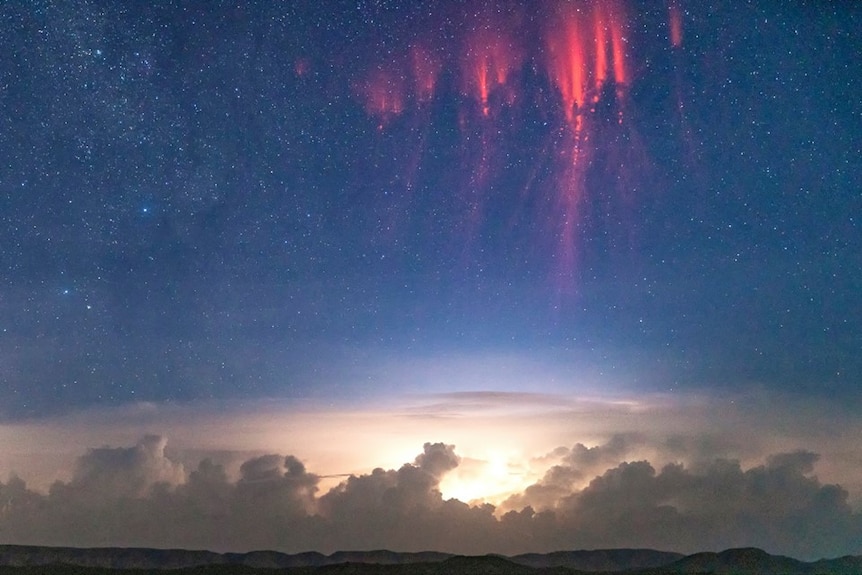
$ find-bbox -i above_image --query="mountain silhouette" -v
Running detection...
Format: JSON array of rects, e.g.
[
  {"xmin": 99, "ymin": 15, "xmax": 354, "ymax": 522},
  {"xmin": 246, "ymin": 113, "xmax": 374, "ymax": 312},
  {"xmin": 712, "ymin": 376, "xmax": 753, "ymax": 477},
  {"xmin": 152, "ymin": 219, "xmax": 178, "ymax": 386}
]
[{"xmin": 1, "ymin": 545, "xmax": 860, "ymax": 574}]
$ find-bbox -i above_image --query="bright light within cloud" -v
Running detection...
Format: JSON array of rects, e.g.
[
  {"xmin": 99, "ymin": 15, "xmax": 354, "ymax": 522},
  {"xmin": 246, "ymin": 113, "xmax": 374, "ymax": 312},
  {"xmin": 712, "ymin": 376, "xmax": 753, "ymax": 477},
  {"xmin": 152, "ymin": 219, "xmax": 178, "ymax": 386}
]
[
  {"xmin": 439, "ymin": 451, "xmax": 535, "ymax": 506},
  {"xmin": 4, "ymin": 384, "xmax": 862, "ymax": 510}
]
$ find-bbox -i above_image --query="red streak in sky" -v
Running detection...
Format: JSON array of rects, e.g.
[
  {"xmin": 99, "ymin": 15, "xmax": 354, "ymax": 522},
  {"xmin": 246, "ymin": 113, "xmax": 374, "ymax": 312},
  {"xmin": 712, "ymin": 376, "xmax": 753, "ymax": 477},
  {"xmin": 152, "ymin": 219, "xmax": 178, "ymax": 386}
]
[
  {"xmin": 610, "ymin": 8, "xmax": 627, "ymax": 85},
  {"xmin": 410, "ymin": 44, "xmax": 441, "ymax": 104},
  {"xmin": 462, "ymin": 23, "xmax": 521, "ymax": 116},
  {"xmin": 669, "ymin": 3, "xmax": 683, "ymax": 47},
  {"xmin": 542, "ymin": 0, "xmax": 632, "ymax": 288},
  {"xmin": 475, "ymin": 57, "xmax": 490, "ymax": 115},
  {"xmin": 359, "ymin": 68, "xmax": 405, "ymax": 121},
  {"xmin": 546, "ymin": 14, "xmax": 588, "ymax": 129},
  {"xmin": 593, "ymin": 9, "xmax": 609, "ymax": 96},
  {"xmin": 355, "ymin": 0, "xmax": 646, "ymax": 290},
  {"xmin": 546, "ymin": 0, "xmax": 629, "ymax": 131}
]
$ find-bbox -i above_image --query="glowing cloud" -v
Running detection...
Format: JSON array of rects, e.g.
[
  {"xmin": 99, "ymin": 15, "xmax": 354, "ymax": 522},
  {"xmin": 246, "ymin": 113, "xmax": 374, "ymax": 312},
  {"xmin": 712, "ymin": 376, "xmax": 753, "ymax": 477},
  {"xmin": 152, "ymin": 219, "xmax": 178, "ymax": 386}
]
[{"xmin": 2, "ymin": 426, "xmax": 862, "ymax": 557}]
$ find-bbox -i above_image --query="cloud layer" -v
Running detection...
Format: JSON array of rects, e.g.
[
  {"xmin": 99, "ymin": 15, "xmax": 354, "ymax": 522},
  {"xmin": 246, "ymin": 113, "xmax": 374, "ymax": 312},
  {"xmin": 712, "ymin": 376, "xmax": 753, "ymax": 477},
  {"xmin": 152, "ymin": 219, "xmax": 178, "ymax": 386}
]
[{"xmin": 1, "ymin": 435, "xmax": 860, "ymax": 560}]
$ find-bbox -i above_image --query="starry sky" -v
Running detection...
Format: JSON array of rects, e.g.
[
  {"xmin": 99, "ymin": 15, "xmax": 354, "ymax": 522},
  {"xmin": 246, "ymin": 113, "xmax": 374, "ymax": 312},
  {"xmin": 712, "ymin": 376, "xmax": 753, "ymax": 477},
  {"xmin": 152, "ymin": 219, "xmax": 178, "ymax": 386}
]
[{"xmin": 1, "ymin": 0, "xmax": 862, "ymax": 559}]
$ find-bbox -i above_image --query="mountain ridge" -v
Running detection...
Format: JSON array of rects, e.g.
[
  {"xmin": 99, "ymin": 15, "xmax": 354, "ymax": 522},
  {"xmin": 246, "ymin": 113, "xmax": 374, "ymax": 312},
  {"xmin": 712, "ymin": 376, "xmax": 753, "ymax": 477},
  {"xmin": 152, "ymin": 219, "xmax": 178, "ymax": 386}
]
[{"xmin": 0, "ymin": 544, "xmax": 859, "ymax": 574}]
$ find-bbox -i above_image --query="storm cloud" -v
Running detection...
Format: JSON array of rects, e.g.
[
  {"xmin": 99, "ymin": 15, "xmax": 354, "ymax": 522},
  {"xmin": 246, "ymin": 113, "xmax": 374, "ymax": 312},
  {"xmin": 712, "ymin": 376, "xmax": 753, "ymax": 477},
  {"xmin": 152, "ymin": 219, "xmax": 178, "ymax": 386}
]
[{"xmin": 1, "ymin": 436, "xmax": 860, "ymax": 559}]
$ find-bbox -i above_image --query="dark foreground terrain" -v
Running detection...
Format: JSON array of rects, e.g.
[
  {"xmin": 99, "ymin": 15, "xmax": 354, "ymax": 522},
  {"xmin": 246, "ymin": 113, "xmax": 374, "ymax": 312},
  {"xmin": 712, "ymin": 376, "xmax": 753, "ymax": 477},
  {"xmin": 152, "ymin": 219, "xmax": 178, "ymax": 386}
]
[{"xmin": 1, "ymin": 545, "xmax": 861, "ymax": 575}]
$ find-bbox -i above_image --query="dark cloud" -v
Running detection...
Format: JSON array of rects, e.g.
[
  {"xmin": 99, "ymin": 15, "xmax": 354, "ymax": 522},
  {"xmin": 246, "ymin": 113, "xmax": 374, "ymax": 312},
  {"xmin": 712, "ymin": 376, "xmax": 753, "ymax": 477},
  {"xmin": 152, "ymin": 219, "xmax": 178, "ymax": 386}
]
[
  {"xmin": 0, "ymin": 437, "xmax": 860, "ymax": 559},
  {"xmin": 548, "ymin": 450, "xmax": 859, "ymax": 559},
  {"xmin": 315, "ymin": 442, "xmax": 498, "ymax": 553},
  {"xmin": 414, "ymin": 442, "xmax": 461, "ymax": 478}
]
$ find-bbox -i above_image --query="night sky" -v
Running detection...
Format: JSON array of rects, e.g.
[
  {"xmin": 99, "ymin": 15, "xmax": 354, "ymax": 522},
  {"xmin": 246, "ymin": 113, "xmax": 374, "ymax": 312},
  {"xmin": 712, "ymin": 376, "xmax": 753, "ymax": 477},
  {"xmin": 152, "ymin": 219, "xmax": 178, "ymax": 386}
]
[{"xmin": 1, "ymin": 0, "xmax": 862, "ymax": 559}]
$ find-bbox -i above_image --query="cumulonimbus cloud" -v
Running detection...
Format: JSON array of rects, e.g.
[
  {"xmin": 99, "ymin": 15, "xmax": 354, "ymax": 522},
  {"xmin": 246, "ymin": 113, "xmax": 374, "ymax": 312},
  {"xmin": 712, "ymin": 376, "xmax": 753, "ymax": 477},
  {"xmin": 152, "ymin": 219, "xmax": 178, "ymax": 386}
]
[{"xmin": 0, "ymin": 436, "xmax": 860, "ymax": 559}]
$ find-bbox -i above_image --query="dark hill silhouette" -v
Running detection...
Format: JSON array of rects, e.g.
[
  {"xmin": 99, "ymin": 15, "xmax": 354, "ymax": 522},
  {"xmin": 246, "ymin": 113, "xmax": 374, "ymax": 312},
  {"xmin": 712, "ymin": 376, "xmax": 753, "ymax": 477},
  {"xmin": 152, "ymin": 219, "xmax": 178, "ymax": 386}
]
[
  {"xmin": 811, "ymin": 555, "xmax": 862, "ymax": 575},
  {"xmin": 511, "ymin": 548, "xmax": 684, "ymax": 570},
  {"xmin": 225, "ymin": 550, "xmax": 327, "ymax": 568},
  {"xmin": 440, "ymin": 555, "xmax": 536, "ymax": 575},
  {"xmin": 0, "ymin": 545, "xmax": 224, "ymax": 569},
  {"xmin": 662, "ymin": 547, "xmax": 809, "ymax": 574},
  {"xmin": 327, "ymin": 550, "xmax": 451, "ymax": 565},
  {"xmin": 0, "ymin": 545, "xmax": 860, "ymax": 574},
  {"xmin": 0, "ymin": 546, "xmax": 449, "ymax": 570},
  {"xmin": 647, "ymin": 547, "xmax": 862, "ymax": 575}
]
